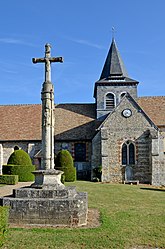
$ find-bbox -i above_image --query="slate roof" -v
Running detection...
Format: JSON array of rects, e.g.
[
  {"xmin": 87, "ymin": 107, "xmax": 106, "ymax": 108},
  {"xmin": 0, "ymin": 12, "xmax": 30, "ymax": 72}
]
[
  {"xmin": 100, "ymin": 38, "xmax": 129, "ymax": 79},
  {"xmin": 0, "ymin": 96, "xmax": 164, "ymax": 142},
  {"xmin": 94, "ymin": 39, "xmax": 139, "ymax": 98}
]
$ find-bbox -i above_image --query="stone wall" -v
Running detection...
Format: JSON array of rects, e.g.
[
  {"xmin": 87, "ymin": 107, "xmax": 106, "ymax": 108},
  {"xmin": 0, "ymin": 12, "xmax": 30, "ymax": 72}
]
[
  {"xmin": 0, "ymin": 140, "xmax": 92, "ymax": 180},
  {"xmin": 94, "ymin": 95, "xmax": 161, "ymax": 184},
  {"xmin": 91, "ymin": 132, "xmax": 101, "ymax": 179},
  {"xmin": 96, "ymin": 84, "xmax": 137, "ymax": 119},
  {"xmin": 151, "ymin": 130, "xmax": 165, "ymax": 185},
  {"xmin": 0, "ymin": 141, "xmax": 42, "ymax": 172}
]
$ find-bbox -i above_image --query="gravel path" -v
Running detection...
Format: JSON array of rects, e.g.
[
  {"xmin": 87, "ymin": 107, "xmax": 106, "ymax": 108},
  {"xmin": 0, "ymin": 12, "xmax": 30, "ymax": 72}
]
[{"xmin": 0, "ymin": 182, "xmax": 33, "ymax": 197}]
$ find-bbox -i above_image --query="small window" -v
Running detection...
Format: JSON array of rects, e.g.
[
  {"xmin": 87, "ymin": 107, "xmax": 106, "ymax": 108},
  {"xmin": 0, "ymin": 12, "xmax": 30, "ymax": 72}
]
[
  {"xmin": 14, "ymin": 146, "xmax": 19, "ymax": 150},
  {"xmin": 129, "ymin": 143, "xmax": 135, "ymax": 164},
  {"xmin": 122, "ymin": 141, "xmax": 135, "ymax": 165},
  {"xmin": 120, "ymin": 92, "xmax": 126, "ymax": 99},
  {"xmin": 122, "ymin": 143, "xmax": 127, "ymax": 164},
  {"xmin": 74, "ymin": 143, "xmax": 86, "ymax": 162},
  {"xmin": 106, "ymin": 93, "xmax": 115, "ymax": 110}
]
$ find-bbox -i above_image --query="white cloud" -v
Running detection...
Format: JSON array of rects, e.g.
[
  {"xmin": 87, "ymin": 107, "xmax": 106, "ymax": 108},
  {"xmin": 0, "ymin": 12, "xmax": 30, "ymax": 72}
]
[
  {"xmin": 65, "ymin": 37, "xmax": 105, "ymax": 49},
  {"xmin": 0, "ymin": 38, "xmax": 35, "ymax": 47}
]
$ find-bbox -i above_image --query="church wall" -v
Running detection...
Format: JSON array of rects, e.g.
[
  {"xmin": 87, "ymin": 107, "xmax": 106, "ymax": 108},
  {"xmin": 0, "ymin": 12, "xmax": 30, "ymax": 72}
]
[
  {"xmin": 91, "ymin": 131, "xmax": 101, "ymax": 179},
  {"xmin": 96, "ymin": 85, "xmax": 137, "ymax": 119},
  {"xmin": 0, "ymin": 144, "xmax": 3, "ymax": 174},
  {"xmin": 151, "ymin": 130, "xmax": 165, "ymax": 186},
  {"xmin": 2, "ymin": 142, "xmax": 29, "ymax": 165},
  {"xmin": 1, "ymin": 141, "xmax": 42, "ymax": 166},
  {"xmin": 100, "ymin": 97, "xmax": 157, "ymax": 184},
  {"xmin": 55, "ymin": 141, "xmax": 92, "ymax": 180}
]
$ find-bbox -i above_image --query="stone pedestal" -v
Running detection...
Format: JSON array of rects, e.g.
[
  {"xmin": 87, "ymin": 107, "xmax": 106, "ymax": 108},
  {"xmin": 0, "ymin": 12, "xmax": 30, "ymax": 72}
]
[
  {"xmin": 31, "ymin": 169, "xmax": 65, "ymax": 189},
  {"xmin": 0, "ymin": 170, "xmax": 88, "ymax": 227}
]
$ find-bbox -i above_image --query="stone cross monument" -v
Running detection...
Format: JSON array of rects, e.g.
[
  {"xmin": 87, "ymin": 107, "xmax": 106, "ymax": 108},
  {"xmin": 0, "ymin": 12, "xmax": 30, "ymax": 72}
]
[
  {"xmin": 1, "ymin": 43, "xmax": 88, "ymax": 227},
  {"xmin": 32, "ymin": 44, "xmax": 63, "ymax": 170}
]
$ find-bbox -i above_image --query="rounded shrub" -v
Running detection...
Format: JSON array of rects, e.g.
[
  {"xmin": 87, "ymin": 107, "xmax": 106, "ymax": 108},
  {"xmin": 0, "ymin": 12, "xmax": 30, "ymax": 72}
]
[
  {"xmin": 7, "ymin": 149, "xmax": 32, "ymax": 165},
  {"xmin": 55, "ymin": 150, "xmax": 76, "ymax": 182},
  {"xmin": 4, "ymin": 149, "xmax": 35, "ymax": 182}
]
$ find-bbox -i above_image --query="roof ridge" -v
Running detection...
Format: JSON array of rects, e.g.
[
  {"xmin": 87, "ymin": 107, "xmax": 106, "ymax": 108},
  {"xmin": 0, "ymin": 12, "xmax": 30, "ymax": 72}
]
[
  {"xmin": 55, "ymin": 103, "xmax": 95, "ymax": 105},
  {"xmin": 0, "ymin": 103, "xmax": 41, "ymax": 107},
  {"xmin": 138, "ymin": 96, "xmax": 165, "ymax": 99}
]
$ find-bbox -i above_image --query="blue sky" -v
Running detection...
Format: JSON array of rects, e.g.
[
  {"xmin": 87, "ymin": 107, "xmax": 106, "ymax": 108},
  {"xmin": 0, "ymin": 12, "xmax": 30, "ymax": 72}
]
[{"xmin": 0, "ymin": 0, "xmax": 165, "ymax": 105}]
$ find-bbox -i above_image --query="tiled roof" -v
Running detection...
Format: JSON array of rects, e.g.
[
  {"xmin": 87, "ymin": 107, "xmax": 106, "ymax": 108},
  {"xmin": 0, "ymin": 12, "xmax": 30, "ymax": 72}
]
[
  {"xmin": 0, "ymin": 104, "xmax": 42, "ymax": 141},
  {"xmin": 0, "ymin": 96, "xmax": 164, "ymax": 142},
  {"xmin": 55, "ymin": 104, "xmax": 98, "ymax": 140},
  {"xmin": 137, "ymin": 96, "xmax": 165, "ymax": 127},
  {"xmin": 0, "ymin": 103, "xmax": 98, "ymax": 141}
]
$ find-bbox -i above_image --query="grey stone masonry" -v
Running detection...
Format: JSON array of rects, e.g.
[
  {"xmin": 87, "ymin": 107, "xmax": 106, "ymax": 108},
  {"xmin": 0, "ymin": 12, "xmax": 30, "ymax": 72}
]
[
  {"xmin": 95, "ymin": 84, "xmax": 138, "ymax": 120},
  {"xmin": 0, "ymin": 186, "xmax": 88, "ymax": 227},
  {"xmin": 91, "ymin": 93, "xmax": 165, "ymax": 185}
]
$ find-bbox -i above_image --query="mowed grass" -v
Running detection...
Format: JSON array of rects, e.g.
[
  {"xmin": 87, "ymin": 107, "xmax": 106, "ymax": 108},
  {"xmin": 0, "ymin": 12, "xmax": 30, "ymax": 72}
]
[{"xmin": 2, "ymin": 181, "xmax": 165, "ymax": 249}]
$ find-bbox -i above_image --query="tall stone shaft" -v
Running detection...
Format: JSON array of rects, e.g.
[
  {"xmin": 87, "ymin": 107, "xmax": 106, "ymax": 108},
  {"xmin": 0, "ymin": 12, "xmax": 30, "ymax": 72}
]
[
  {"xmin": 32, "ymin": 43, "xmax": 63, "ymax": 170},
  {"xmin": 41, "ymin": 80, "xmax": 54, "ymax": 169}
]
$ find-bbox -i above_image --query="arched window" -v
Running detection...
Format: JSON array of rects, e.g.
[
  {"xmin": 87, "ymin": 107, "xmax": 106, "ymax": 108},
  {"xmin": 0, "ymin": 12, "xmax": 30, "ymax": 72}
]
[
  {"xmin": 122, "ymin": 141, "xmax": 135, "ymax": 165},
  {"xmin": 14, "ymin": 146, "xmax": 19, "ymax": 150},
  {"xmin": 122, "ymin": 143, "xmax": 127, "ymax": 164},
  {"xmin": 105, "ymin": 93, "xmax": 115, "ymax": 110}
]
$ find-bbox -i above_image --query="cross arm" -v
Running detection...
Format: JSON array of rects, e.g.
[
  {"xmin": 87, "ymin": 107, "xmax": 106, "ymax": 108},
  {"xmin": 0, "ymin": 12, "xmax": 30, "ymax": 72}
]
[
  {"xmin": 32, "ymin": 58, "xmax": 45, "ymax": 64},
  {"xmin": 32, "ymin": 57, "xmax": 63, "ymax": 64},
  {"xmin": 50, "ymin": 57, "xmax": 64, "ymax": 63}
]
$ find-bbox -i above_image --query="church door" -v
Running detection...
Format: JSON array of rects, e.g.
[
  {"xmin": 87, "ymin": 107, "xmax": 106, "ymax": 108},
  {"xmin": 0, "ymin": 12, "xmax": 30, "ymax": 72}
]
[{"xmin": 125, "ymin": 166, "xmax": 133, "ymax": 181}]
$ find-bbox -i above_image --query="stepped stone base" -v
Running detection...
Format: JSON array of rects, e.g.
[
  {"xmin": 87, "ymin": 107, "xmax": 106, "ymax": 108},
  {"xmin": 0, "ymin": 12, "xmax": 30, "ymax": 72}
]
[{"xmin": 0, "ymin": 170, "xmax": 88, "ymax": 227}]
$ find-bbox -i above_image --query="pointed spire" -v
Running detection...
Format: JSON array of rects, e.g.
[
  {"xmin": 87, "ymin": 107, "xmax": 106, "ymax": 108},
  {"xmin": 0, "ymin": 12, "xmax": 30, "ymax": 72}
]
[{"xmin": 100, "ymin": 38, "xmax": 128, "ymax": 80}]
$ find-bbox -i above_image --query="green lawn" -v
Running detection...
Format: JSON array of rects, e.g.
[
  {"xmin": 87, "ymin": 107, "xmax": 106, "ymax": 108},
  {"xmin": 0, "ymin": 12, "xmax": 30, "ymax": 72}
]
[{"xmin": 2, "ymin": 182, "xmax": 165, "ymax": 249}]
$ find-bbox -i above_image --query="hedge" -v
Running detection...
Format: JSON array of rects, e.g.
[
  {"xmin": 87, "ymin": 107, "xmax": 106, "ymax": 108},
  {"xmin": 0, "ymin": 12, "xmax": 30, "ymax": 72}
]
[
  {"xmin": 0, "ymin": 206, "xmax": 9, "ymax": 247},
  {"xmin": 2, "ymin": 164, "xmax": 35, "ymax": 182},
  {"xmin": 0, "ymin": 175, "xmax": 18, "ymax": 185}
]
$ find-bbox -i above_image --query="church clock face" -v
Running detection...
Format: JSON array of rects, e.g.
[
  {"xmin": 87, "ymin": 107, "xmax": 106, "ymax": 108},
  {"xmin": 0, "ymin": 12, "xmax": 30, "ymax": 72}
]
[{"xmin": 122, "ymin": 109, "xmax": 132, "ymax": 118}]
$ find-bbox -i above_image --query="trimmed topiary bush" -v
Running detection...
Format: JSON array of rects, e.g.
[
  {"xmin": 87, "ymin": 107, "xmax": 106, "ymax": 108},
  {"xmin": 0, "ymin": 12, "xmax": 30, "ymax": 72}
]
[
  {"xmin": 0, "ymin": 206, "xmax": 9, "ymax": 247},
  {"xmin": 7, "ymin": 149, "xmax": 32, "ymax": 165},
  {"xmin": 55, "ymin": 150, "xmax": 76, "ymax": 182},
  {"xmin": 0, "ymin": 175, "xmax": 18, "ymax": 185},
  {"xmin": 3, "ymin": 149, "xmax": 35, "ymax": 182}
]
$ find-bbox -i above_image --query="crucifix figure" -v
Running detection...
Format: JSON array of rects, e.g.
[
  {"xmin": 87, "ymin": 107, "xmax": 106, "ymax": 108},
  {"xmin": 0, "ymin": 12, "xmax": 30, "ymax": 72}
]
[
  {"xmin": 32, "ymin": 43, "xmax": 63, "ymax": 170},
  {"xmin": 32, "ymin": 43, "xmax": 63, "ymax": 82}
]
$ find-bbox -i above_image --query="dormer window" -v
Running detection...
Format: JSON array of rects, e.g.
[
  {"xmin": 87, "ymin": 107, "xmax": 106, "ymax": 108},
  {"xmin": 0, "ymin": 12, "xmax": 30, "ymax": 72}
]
[{"xmin": 105, "ymin": 93, "xmax": 115, "ymax": 110}]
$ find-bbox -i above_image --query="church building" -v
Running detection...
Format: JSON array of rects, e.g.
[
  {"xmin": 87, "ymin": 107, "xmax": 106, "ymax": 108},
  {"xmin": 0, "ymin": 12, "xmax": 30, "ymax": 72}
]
[{"xmin": 0, "ymin": 39, "xmax": 165, "ymax": 185}]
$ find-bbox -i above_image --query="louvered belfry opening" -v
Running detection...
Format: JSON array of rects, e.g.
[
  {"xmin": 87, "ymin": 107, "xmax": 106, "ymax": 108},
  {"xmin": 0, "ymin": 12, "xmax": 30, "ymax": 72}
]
[{"xmin": 106, "ymin": 93, "xmax": 115, "ymax": 110}]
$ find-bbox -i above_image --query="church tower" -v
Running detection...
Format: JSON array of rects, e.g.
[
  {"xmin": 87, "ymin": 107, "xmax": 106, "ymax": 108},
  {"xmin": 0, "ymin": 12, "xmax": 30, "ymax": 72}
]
[{"xmin": 94, "ymin": 38, "xmax": 139, "ymax": 120}]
